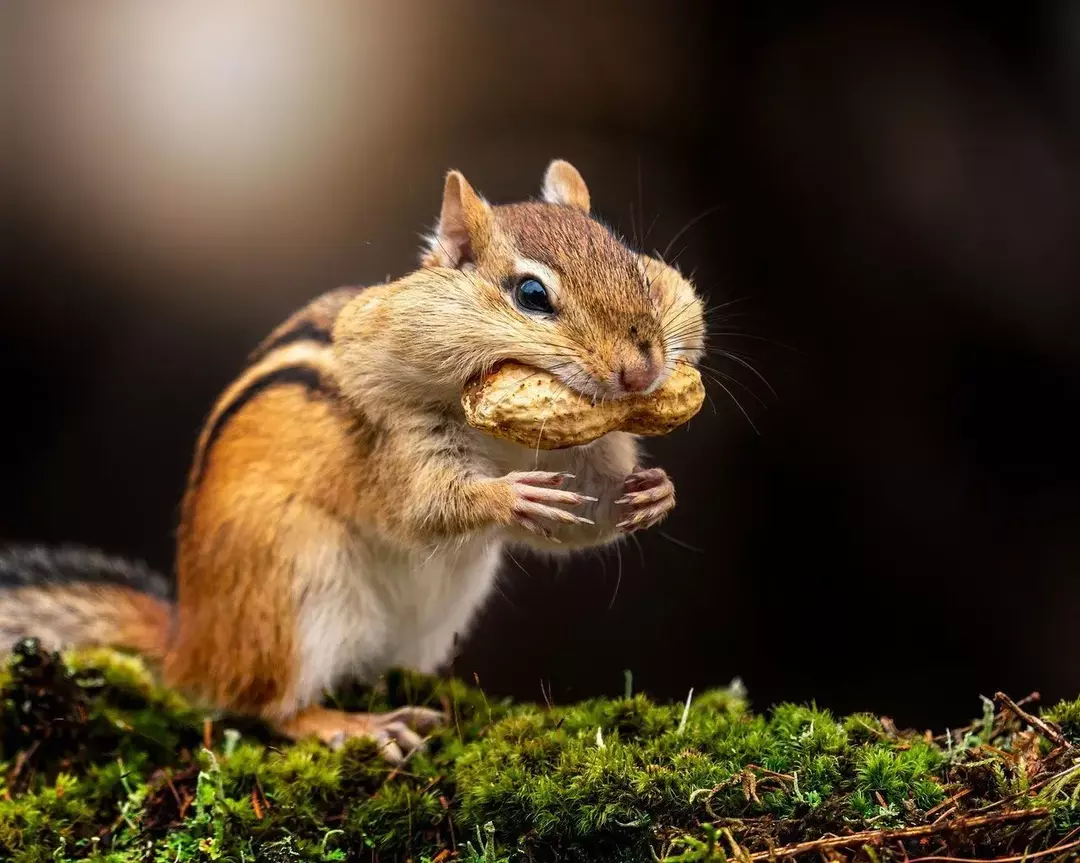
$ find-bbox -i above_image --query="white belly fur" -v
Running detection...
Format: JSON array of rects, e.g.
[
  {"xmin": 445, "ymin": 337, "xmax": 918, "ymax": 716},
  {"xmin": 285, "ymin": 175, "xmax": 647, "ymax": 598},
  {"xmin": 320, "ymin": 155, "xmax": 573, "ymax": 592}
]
[{"xmin": 290, "ymin": 527, "xmax": 504, "ymax": 710}]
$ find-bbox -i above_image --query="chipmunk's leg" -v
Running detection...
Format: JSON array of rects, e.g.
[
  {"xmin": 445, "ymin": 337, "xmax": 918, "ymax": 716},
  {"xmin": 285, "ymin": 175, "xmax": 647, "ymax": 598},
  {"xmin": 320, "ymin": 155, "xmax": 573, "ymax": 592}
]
[
  {"xmin": 175, "ymin": 475, "xmax": 446, "ymax": 764},
  {"xmin": 264, "ymin": 501, "xmax": 450, "ymax": 763},
  {"xmin": 616, "ymin": 466, "xmax": 676, "ymax": 532},
  {"xmin": 275, "ymin": 705, "xmax": 444, "ymax": 762}
]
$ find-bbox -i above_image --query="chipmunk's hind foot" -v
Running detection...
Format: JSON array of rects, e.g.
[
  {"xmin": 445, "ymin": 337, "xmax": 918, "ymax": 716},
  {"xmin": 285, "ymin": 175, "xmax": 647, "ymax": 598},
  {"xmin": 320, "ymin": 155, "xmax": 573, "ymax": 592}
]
[{"xmin": 276, "ymin": 705, "xmax": 444, "ymax": 764}]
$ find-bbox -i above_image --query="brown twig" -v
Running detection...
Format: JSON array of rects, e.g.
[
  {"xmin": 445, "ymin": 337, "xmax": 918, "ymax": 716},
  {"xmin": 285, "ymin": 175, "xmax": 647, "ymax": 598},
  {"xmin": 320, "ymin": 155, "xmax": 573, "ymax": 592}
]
[
  {"xmin": 165, "ymin": 771, "xmax": 182, "ymax": 808},
  {"xmin": 745, "ymin": 764, "xmax": 796, "ymax": 783},
  {"xmin": 995, "ymin": 692, "xmax": 1072, "ymax": 749},
  {"xmin": 747, "ymin": 807, "xmax": 1049, "ymax": 860},
  {"xmin": 178, "ymin": 790, "xmax": 194, "ymax": 820},
  {"xmin": 253, "ymin": 774, "xmax": 269, "ymax": 811},
  {"xmin": 968, "ymin": 761, "xmax": 1080, "ymax": 816},
  {"xmin": 932, "ymin": 693, "xmax": 1041, "ymax": 744},
  {"xmin": 250, "ymin": 787, "xmax": 265, "ymax": 820},
  {"xmin": 905, "ymin": 835, "xmax": 1080, "ymax": 862},
  {"xmin": 7, "ymin": 739, "xmax": 41, "ymax": 789},
  {"xmin": 925, "ymin": 788, "xmax": 972, "ymax": 818}
]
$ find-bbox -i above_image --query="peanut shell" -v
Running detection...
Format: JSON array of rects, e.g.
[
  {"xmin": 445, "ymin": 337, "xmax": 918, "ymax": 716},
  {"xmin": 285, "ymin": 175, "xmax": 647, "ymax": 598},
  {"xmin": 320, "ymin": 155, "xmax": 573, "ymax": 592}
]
[{"xmin": 462, "ymin": 360, "xmax": 704, "ymax": 449}]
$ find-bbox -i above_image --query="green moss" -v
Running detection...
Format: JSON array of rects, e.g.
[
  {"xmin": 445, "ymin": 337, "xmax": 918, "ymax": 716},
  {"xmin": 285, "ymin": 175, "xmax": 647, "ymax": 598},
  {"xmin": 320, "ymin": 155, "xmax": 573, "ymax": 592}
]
[
  {"xmin": 1045, "ymin": 696, "xmax": 1080, "ymax": 745},
  {"xmin": 1, "ymin": 639, "xmax": 1078, "ymax": 862}
]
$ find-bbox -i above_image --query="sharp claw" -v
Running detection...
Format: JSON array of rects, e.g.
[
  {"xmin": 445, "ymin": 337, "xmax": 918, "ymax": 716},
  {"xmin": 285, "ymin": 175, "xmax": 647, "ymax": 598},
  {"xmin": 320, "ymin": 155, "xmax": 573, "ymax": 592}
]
[
  {"xmin": 514, "ymin": 500, "xmax": 595, "ymax": 527},
  {"xmin": 386, "ymin": 722, "xmax": 425, "ymax": 753},
  {"xmin": 387, "ymin": 706, "xmax": 444, "ymax": 732},
  {"xmin": 617, "ymin": 486, "xmax": 672, "ymax": 507},
  {"xmin": 378, "ymin": 737, "xmax": 405, "ymax": 765},
  {"xmin": 516, "ymin": 518, "xmax": 560, "ymax": 542},
  {"xmin": 518, "ymin": 488, "xmax": 593, "ymax": 506},
  {"xmin": 625, "ymin": 467, "xmax": 666, "ymax": 485},
  {"xmin": 507, "ymin": 471, "xmax": 573, "ymax": 487}
]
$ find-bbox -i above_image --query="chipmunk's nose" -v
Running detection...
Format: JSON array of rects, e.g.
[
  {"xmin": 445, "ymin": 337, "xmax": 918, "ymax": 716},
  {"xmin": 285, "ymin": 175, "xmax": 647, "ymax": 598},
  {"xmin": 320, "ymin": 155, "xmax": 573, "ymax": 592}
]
[{"xmin": 618, "ymin": 357, "xmax": 659, "ymax": 393}]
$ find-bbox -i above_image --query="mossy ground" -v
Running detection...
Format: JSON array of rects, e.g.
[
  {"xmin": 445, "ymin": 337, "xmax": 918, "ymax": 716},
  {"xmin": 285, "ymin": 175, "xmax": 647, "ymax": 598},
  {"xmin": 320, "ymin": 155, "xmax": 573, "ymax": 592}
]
[{"xmin": 2, "ymin": 640, "xmax": 1079, "ymax": 862}]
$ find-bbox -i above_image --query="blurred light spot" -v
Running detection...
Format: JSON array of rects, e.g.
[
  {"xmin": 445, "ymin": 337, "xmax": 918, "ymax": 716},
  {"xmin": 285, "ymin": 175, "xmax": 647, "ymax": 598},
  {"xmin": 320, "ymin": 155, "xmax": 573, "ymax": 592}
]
[{"xmin": 6, "ymin": 2, "xmax": 430, "ymax": 296}]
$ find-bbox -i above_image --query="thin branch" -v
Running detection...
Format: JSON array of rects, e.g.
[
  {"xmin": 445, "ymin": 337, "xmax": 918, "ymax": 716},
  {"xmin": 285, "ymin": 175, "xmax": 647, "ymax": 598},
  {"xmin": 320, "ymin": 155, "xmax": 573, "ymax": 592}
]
[
  {"xmin": 995, "ymin": 692, "xmax": 1072, "ymax": 749},
  {"xmin": 925, "ymin": 788, "xmax": 972, "ymax": 818},
  {"xmin": 968, "ymin": 761, "xmax": 1080, "ymax": 816},
  {"xmin": 932, "ymin": 692, "xmax": 1040, "ymax": 744},
  {"xmin": 906, "ymin": 835, "xmax": 1080, "ymax": 863},
  {"xmin": 747, "ymin": 807, "xmax": 1049, "ymax": 860}
]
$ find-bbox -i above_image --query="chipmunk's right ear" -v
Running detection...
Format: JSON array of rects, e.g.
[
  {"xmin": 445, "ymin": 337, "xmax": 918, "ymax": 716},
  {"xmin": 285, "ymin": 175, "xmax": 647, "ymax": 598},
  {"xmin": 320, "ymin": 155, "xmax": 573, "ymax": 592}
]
[
  {"xmin": 542, "ymin": 160, "xmax": 590, "ymax": 213},
  {"xmin": 425, "ymin": 170, "xmax": 494, "ymax": 267}
]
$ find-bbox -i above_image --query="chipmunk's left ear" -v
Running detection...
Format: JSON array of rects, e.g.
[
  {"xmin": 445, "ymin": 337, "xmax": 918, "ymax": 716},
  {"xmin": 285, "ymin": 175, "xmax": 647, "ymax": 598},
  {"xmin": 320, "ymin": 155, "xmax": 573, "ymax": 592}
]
[
  {"xmin": 542, "ymin": 160, "xmax": 590, "ymax": 213},
  {"xmin": 424, "ymin": 169, "xmax": 494, "ymax": 268}
]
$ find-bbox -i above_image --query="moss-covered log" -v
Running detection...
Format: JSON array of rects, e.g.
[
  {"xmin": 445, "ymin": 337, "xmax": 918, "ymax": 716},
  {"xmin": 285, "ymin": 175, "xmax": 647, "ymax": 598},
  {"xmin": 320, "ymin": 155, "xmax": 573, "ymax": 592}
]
[{"xmin": 1, "ymin": 639, "xmax": 1078, "ymax": 862}]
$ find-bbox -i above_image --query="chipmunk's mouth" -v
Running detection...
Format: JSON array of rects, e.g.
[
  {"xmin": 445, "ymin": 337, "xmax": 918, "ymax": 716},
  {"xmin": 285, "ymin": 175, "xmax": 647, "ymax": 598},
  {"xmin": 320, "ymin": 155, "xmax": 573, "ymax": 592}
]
[
  {"xmin": 546, "ymin": 361, "xmax": 671, "ymax": 404},
  {"xmin": 532, "ymin": 365, "xmax": 601, "ymax": 403},
  {"xmin": 495, "ymin": 353, "xmax": 673, "ymax": 404}
]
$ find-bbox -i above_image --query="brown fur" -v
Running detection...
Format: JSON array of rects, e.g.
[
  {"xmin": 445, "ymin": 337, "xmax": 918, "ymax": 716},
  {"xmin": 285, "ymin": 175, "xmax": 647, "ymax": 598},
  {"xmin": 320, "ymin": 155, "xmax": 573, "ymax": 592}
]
[
  {"xmin": 0, "ymin": 583, "xmax": 171, "ymax": 659},
  {"xmin": 249, "ymin": 287, "xmax": 363, "ymax": 363},
  {"xmin": 171, "ymin": 347, "xmax": 367, "ymax": 716}
]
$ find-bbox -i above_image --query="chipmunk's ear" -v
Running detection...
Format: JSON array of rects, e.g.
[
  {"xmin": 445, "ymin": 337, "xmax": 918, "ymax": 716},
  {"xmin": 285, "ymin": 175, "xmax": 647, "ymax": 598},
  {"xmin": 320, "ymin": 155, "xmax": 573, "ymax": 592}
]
[
  {"xmin": 426, "ymin": 170, "xmax": 494, "ymax": 267},
  {"xmin": 541, "ymin": 160, "xmax": 590, "ymax": 213}
]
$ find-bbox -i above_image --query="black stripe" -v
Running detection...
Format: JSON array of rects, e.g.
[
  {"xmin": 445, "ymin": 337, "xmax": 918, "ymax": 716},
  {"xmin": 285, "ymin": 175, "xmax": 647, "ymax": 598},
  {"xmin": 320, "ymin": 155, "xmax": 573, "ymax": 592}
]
[
  {"xmin": 195, "ymin": 365, "xmax": 325, "ymax": 485},
  {"xmin": 249, "ymin": 320, "xmax": 332, "ymax": 363},
  {"xmin": 0, "ymin": 546, "xmax": 173, "ymax": 600}
]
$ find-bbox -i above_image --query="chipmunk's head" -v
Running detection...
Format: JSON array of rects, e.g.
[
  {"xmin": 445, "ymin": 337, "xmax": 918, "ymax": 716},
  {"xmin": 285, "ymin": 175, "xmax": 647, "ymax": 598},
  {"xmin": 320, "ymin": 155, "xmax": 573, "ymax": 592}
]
[{"xmin": 421, "ymin": 160, "xmax": 704, "ymax": 400}]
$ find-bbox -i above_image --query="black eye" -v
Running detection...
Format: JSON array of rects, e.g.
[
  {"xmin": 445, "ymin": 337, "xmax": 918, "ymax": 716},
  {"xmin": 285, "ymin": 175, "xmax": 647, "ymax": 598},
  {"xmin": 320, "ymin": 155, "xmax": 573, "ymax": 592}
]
[{"xmin": 514, "ymin": 277, "xmax": 555, "ymax": 315}]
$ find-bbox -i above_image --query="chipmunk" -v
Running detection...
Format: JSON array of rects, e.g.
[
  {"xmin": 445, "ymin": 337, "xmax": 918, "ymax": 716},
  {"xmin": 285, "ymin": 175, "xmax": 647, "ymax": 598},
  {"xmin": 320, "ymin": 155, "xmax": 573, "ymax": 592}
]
[{"xmin": 0, "ymin": 161, "xmax": 705, "ymax": 761}]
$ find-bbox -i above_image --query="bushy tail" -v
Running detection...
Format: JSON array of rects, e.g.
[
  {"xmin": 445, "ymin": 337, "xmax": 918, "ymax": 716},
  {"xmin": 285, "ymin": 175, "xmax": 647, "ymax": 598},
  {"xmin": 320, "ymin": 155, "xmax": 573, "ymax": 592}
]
[{"xmin": 0, "ymin": 546, "xmax": 173, "ymax": 660}]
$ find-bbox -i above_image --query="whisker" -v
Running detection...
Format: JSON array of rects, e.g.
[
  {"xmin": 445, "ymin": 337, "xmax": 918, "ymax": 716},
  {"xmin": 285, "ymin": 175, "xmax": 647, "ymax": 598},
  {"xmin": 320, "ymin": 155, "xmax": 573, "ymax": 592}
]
[
  {"xmin": 657, "ymin": 531, "xmax": 704, "ymax": 554},
  {"xmin": 707, "ymin": 374, "xmax": 759, "ymax": 434},
  {"xmin": 506, "ymin": 551, "xmax": 533, "ymax": 578},
  {"xmin": 708, "ymin": 351, "xmax": 777, "ymax": 400},
  {"xmin": 700, "ymin": 331, "xmax": 787, "ymax": 343},
  {"xmin": 661, "ymin": 203, "xmax": 726, "ymax": 261},
  {"xmin": 644, "ymin": 210, "xmax": 661, "ymax": 247},
  {"xmin": 697, "ymin": 363, "xmax": 769, "ymax": 408},
  {"xmin": 630, "ymin": 156, "xmax": 639, "ymax": 251},
  {"xmin": 628, "ymin": 530, "xmax": 646, "ymax": 569},
  {"xmin": 608, "ymin": 541, "xmax": 623, "ymax": 610},
  {"xmin": 665, "ymin": 243, "xmax": 690, "ymax": 269},
  {"xmin": 533, "ymin": 417, "xmax": 548, "ymax": 467}
]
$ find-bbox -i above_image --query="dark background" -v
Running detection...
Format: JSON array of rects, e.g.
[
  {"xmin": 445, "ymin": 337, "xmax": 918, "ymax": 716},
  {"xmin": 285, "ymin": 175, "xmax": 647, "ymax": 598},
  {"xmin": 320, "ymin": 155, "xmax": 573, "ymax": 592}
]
[{"xmin": 2, "ymin": 2, "xmax": 1078, "ymax": 730}]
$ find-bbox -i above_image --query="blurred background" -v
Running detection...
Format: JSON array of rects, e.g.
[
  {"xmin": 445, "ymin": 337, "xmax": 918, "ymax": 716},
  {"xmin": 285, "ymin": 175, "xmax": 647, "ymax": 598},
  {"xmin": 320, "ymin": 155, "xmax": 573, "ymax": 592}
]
[{"xmin": 2, "ymin": 1, "xmax": 1078, "ymax": 730}]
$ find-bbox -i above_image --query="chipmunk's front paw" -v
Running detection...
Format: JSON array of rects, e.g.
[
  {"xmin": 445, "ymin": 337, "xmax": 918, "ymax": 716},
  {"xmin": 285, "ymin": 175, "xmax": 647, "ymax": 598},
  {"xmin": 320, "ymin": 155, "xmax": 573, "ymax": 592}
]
[
  {"xmin": 498, "ymin": 470, "xmax": 597, "ymax": 540},
  {"xmin": 615, "ymin": 467, "xmax": 675, "ymax": 532}
]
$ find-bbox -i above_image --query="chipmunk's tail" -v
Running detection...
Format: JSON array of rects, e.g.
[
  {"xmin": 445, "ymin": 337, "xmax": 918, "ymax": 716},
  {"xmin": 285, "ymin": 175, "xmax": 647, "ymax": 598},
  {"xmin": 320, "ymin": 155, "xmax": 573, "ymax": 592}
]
[{"xmin": 0, "ymin": 546, "xmax": 173, "ymax": 660}]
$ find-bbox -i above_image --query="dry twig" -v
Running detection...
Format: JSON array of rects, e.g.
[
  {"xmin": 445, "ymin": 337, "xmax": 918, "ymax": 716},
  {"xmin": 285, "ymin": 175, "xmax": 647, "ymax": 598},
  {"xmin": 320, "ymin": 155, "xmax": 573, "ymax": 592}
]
[
  {"xmin": 747, "ymin": 807, "xmax": 1049, "ymax": 860},
  {"xmin": 995, "ymin": 692, "xmax": 1072, "ymax": 750},
  {"xmin": 906, "ymin": 835, "xmax": 1080, "ymax": 862}
]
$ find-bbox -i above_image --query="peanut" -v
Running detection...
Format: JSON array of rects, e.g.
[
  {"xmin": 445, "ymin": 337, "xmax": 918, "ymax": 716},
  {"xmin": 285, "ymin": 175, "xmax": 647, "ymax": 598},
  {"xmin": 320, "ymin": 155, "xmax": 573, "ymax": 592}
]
[{"xmin": 462, "ymin": 361, "xmax": 704, "ymax": 449}]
